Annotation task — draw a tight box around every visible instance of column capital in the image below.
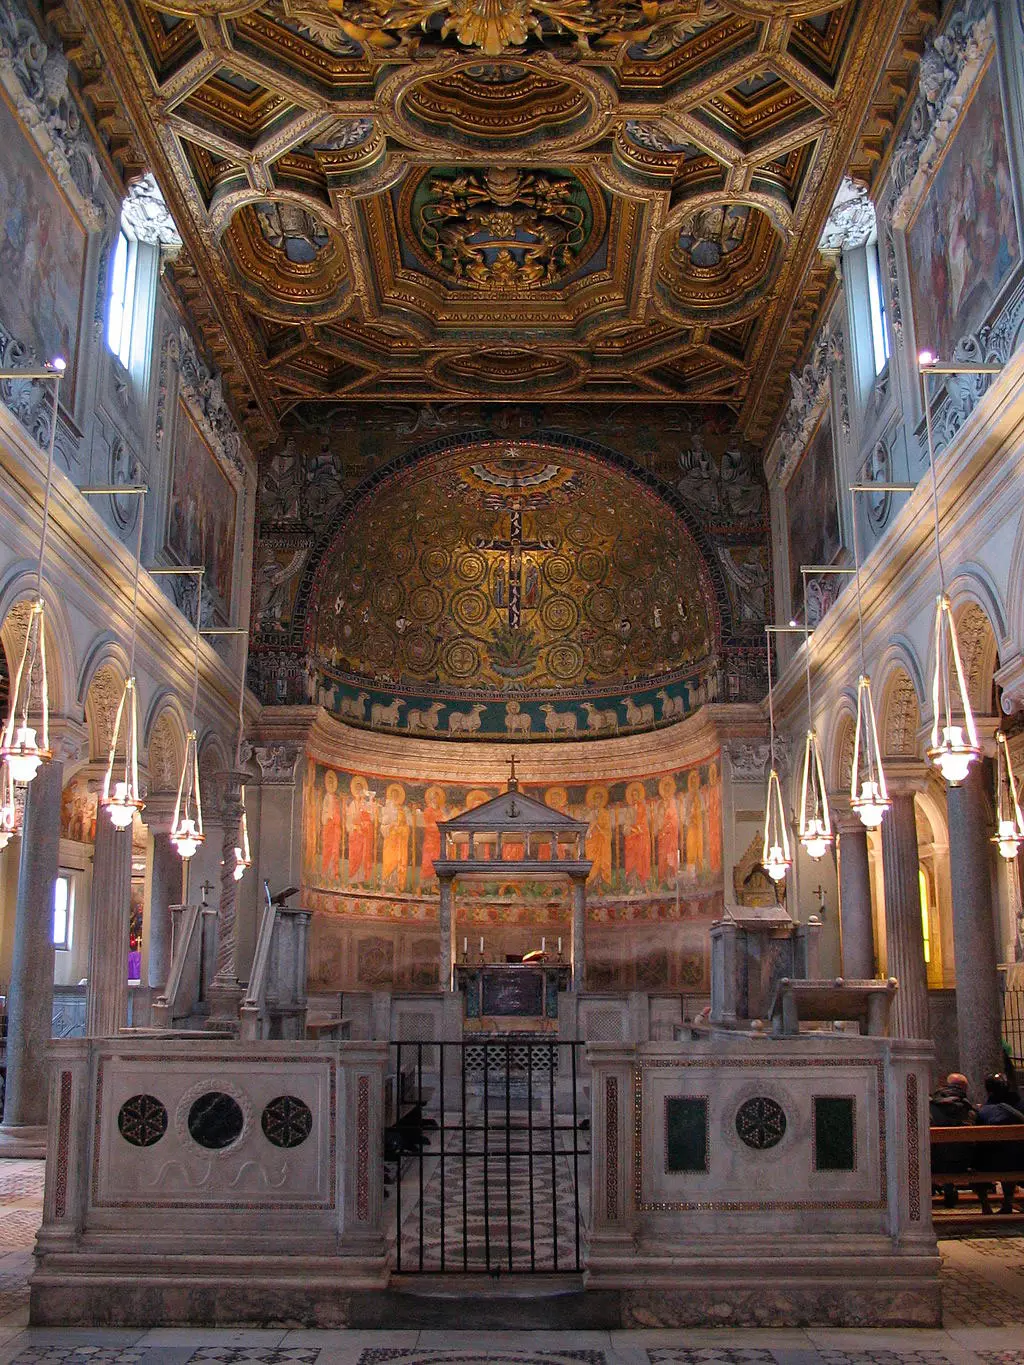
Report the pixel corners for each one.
[829,793,863,835]
[252,743,303,787]
[142,790,179,833]
[881,759,929,797]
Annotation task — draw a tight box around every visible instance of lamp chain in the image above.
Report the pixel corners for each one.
[34,374,61,594]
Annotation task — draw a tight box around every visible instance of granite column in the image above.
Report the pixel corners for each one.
[946,759,1003,1087]
[834,801,876,979]
[880,770,930,1040]
[86,797,134,1036]
[206,768,247,1029]
[144,793,183,993]
[571,874,586,992]
[0,757,63,1151]
[438,874,454,991]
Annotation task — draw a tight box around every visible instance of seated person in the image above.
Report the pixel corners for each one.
[929,1072,977,1207]
[976,1072,1024,1215]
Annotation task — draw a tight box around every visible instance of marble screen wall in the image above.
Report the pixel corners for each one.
[302,750,723,994]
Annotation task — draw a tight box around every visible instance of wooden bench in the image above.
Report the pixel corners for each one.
[929,1124,1024,1195]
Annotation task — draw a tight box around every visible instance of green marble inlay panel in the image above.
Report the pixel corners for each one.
[814,1095,856,1171]
[665,1096,708,1173]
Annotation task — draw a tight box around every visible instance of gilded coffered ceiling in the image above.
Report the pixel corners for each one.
[59,0,933,441]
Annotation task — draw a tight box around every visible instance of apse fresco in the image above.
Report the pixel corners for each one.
[302,754,723,907]
[310,443,717,737]
[906,56,1020,362]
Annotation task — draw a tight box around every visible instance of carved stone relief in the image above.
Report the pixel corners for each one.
[956,602,997,714]
[86,664,125,761]
[883,671,920,759]
[254,742,303,786]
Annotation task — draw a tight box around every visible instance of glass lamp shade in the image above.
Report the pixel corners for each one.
[5,726,43,784]
[764,845,789,881]
[927,724,979,786]
[800,818,831,861]
[852,780,889,829]
[993,818,1022,861]
[232,850,246,881]
[761,767,791,883]
[105,780,142,829]
[171,816,203,860]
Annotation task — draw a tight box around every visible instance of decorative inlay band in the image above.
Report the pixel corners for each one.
[907,1072,921,1221]
[55,1070,72,1219]
[356,1073,370,1222]
[606,1074,619,1221]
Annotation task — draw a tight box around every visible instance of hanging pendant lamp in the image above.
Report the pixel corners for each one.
[0,760,17,849]
[0,359,65,785]
[170,572,205,860]
[846,483,891,828]
[919,354,984,786]
[993,731,1024,861]
[762,627,791,882]
[797,583,831,860]
[102,494,146,828]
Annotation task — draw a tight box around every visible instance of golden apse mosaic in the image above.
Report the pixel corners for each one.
[309,443,719,737]
[58,0,929,439]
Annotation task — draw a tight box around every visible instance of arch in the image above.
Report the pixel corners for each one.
[951,599,999,717]
[0,563,77,719]
[1006,507,1024,651]
[83,658,128,764]
[878,663,922,760]
[144,692,189,794]
[198,728,230,816]
[825,695,858,792]
[945,563,1008,642]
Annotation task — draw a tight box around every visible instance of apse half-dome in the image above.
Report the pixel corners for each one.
[309,444,719,740]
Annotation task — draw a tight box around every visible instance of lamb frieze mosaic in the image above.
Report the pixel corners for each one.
[53,0,933,431]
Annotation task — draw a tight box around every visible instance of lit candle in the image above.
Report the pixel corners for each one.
[463,936,468,953]
[541,936,546,953]
[557,937,562,954]
[479,936,484,955]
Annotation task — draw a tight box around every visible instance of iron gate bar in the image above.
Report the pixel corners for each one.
[387,1039,589,1275]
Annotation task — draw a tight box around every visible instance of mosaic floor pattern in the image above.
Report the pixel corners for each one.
[390,1123,588,1274]
[3,1159,1024,1363]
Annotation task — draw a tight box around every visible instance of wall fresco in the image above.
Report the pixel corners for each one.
[906,55,1020,363]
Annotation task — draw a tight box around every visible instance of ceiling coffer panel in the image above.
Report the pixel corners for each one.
[73,0,917,428]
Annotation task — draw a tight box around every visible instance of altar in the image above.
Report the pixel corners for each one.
[454,961,572,1025]
[432,761,592,993]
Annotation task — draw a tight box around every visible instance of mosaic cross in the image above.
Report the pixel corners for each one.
[473,465,557,629]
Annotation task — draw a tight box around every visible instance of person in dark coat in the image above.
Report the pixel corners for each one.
[976,1073,1024,1214]
[930,1073,978,1208]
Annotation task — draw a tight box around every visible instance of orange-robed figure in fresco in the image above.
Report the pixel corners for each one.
[584,785,612,885]
[381,783,410,889]
[420,785,446,882]
[706,760,723,873]
[684,769,704,870]
[655,775,680,884]
[304,761,320,869]
[624,780,652,886]
[347,775,375,883]
[320,769,342,882]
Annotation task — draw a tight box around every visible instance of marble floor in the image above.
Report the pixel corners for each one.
[3,1161,1024,1365]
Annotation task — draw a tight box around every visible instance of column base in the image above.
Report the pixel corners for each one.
[205,980,243,1034]
[0,1124,48,1159]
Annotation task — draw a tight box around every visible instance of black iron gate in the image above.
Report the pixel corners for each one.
[385,1039,589,1274]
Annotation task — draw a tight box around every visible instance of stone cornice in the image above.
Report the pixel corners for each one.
[252,701,765,784]
[0,402,247,737]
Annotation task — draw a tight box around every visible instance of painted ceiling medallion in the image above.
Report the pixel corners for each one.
[433,349,581,392]
[659,202,779,322]
[412,167,593,291]
[223,200,350,319]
